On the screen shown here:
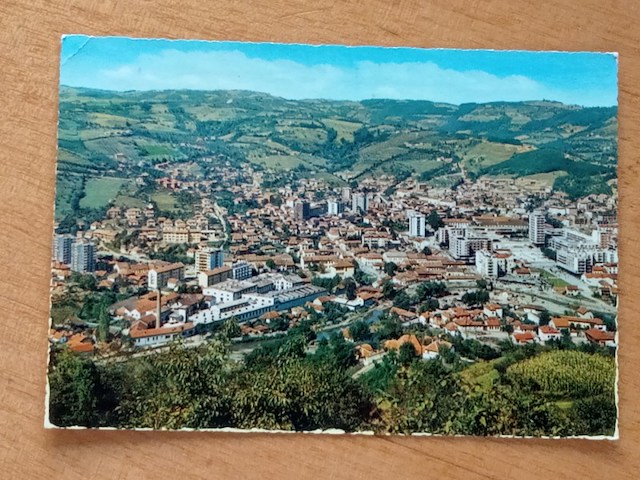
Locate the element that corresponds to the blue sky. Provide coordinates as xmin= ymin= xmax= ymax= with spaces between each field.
xmin=60 ymin=35 xmax=618 ymax=106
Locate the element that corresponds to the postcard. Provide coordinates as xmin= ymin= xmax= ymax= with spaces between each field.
xmin=47 ymin=35 xmax=619 ymax=438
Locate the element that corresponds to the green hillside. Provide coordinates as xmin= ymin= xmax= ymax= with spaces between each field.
xmin=55 ymin=87 xmax=618 ymax=218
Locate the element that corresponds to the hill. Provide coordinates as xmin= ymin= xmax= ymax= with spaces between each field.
xmin=55 ymin=87 xmax=618 ymax=217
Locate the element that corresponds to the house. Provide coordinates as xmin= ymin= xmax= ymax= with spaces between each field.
xmin=522 ymin=304 xmax=545 ymax=324
xmin=511 ymin=331 xmax=537 ymax=345
xmin=66 ymin=332 xmax=95 ymax=353
xmin=550 ymin=316 xmax=606 ymax=332
xmin=383 ymin=334 xmax=424 ymax=356
xmin=485 ymin=317 xmax=501 ymax=331
xmin=554 ymin=285 xmax=580 ymax=297
xmin=421 ymin=339 xmax=453 ymax=360
xmin=576 ymin=306 xmax=594 ymax=319
xmin=390 ymin=307 xmax=418 ymax=323
xmin=585 ymin=328 xmax=616 ymax=347
xmin=333 ymin=259 xmax=356 ymax=278
xmin=538 ymin=325 xmax=562 ymax=342
xmin=483 ymin=303 xmax=503 ymax=319
xmin=129 ymin=321 xmax=195 ymax=348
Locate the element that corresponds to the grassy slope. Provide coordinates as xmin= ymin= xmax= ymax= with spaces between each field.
xmin=79 ymin=177 xmax=129 ymax=209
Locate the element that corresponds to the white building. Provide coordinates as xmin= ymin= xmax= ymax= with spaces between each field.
xmin=528 ymin=211 xmax=546 ymax=245
xmin=148 ymin=263 xmax=185 ymax=289
xmin=195 ymin=247 xmax=224 ymax=273
xmin=351 ymin=192 xmax=369 ymax=213
xmin=70 ymin=240 xmax=96 ymax=273
xmin=203 ymin=280 xmax=257 ymax=303
xmin=450 ymin=232 xmax=491 ymax=263
xmin=408 ymin=212 xmax=426 ymax=237
xmin=475 ymin=250 xmax=498 ymax=278
xmin=231 ymin=260 xmax=252 ymax=280
xmin=53 ymin=234 xmax=74 ymax=264
xmin=327 ymin=199 xmax=345 ymax=216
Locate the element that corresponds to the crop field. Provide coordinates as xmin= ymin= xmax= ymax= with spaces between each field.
xmin=79 ymin=177 xmax=129 ymax=209
xmin=461 ymin=141 xmax=522 ymax=172
xmin=321 ymin=118 xmax=363 ymax=141
xmin=151 ymin=191 xmax=178 ymax=211
xmin=539 ymin=269 xmax=572 ymax=288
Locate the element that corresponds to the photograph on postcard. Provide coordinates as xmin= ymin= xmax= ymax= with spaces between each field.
xmin=48 ymin=36 xmax=618 ymax=437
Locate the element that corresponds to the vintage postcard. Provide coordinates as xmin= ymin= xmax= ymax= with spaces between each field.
xmin=48 ymin=36 xmax=619 ymax=437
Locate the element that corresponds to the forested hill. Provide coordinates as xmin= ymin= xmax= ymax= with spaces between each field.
xmin=56 ymin=86 xmax=617 ymax=217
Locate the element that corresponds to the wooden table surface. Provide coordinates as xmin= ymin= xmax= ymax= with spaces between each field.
xmin=1 ymin=1 xmax=639 ymax=478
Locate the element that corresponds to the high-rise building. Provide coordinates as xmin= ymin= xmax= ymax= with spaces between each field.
xmin=232 ymin=261 xmax=253 ymax=280
xmin=327 ymin=199 xmax=345 ymax=216
xmin=351 ymin=192 xmax=368 ymax=213
xmin=70 ymin=240 xmax=96 ymax=273
xmin=52 ymin=234 xmax=74 ymax=264
xmin=341 ymin=187 xmax=352 ymax=203
xmin=449 ymin=233 xmax=491 ymax=263
xmin=294 ymin=200 xmax=310 ymax=221
xmin=475 ymin=250 xmax=498 ymax=278
xmin=195 ymin=247 xmax=224 ymax=273
xmin=528 ymin=211 xmax=546 ymax=245
xmin=408 ymin=212 xmax=426 ymax=237
xmin=148 ymin=263 xmax=185 ymax=289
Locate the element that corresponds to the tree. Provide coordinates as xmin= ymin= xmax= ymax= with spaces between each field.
xmin=398 ymin=342 xmax=419 ymax=366
xmin=265 ymin=258 xmax=277 ymax=270
xmin=421 ymin=246 xmax=432 ymax=256
xmin=539 ymin=310 xmax=551 ymax=326
xmin=384 ymin=262 xmax=398 ymax=277
xmin=427 ymin=210 xmax=444 ymax=230
xmin=345 ymin=279 xmax=357 ymax=301
xmin=461 ymin=290 xmax=490 ymax=306
xmin=382 ymin=280 xmax=397 ymax=300
xmin=375 ymin=314 xmax=403 ymax=342
xmin=349 ymin=320 xmax=371 ymax=342
xmin=220 ymin=318 xmax=241 ymax=339
xmin=97 ymin=305 xmax=111 ymax=343
xmin=476 ymin=279 xmax=488 ymax=290
xmin=416 ymin=281 xmax=447 ymax=300
xmin=419 ymin=297 xmax=439 ymax=313
xmin=48 ymin=350 xmax=100 ymax=427
xmin=393 ymin=291 xmax=413 ymax=310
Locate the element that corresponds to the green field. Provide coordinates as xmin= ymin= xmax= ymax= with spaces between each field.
xmin=138 ymin=143 xmax=175 ymax=157
xmin=539 ymin=269 xmax=572 ymax=288
xmin=461 ymin=141 xmax=523 ymax=172
xmin=321 ymin=118 xmax=363 ymax=142
xmin=58 ymin=149 xmax=90 ymax=166
xmin=250 ymin=154 xmax=327 ymax=170
xmin=460 ymin=360 xmax=500 ymax=390
xmin=151 ymin=191 xmax=178 ymax=211
xmin=113 ymin=195 xmax=147 ymax=209
xmin=79 ymin=177 xmax=129 ymax=209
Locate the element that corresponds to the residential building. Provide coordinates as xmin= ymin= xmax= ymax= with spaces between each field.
xmin=294 ymin=200 xmax=310 ymax=221
xmin=351 ymin=192 xmax=368 ymax=213
xmin=408 ymin=212 xmax=426 ymax=237
xmin=197 ymin=266 xmax=232 ymax=288
xmin=70 ymin=240 xmax=96 ymax=273
xmin=195 ymin=247 xmax=224 ymax=273
xmin=148 ymin=263 xmax=185 ymax=289
xmin=231 ymin=261 xmax=252 ymax=280
xmin=327 ymin=199 xmax=345 ymax=216
xmin=528 ymin=210 xmax=546 ymax=245
xmin=52 ymin=234 xmax=74 ymax=264
xmin=450 ymin=233 xmax=491 ymax=263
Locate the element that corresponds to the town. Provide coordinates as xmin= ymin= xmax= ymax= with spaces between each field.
xmin=49 ymin=159 xmax=618 ymax=364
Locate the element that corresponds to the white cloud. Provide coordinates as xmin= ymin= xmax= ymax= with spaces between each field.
xmin=77 ymin=49 xmax=599 ymax=105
